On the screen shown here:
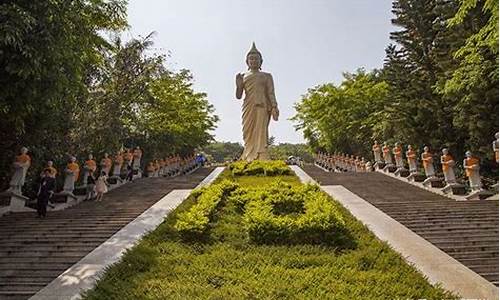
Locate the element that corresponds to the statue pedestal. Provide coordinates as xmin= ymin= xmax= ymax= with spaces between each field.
xmin=441 ymin=183 xmax=466 ymax=195
xmin=382 ymin=164 xmax=397 ymax=173
xmin=465 ymin=189 xmax=495 ymax=200
xmin=0 ymin=191 xmax=34 ymax=213
xmin=375 ymin=162 xmax=385 ymax=170
xmin=423 ymin=177 xmax=445 ymax=188
xmin=394 ymin=168 xmax=410 ymax=177
xmin=407 ymin=173 xmax=426 ymax=182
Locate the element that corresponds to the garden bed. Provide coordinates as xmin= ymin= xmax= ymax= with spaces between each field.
xmin=83 ymin=167 xmax=455 ymax=299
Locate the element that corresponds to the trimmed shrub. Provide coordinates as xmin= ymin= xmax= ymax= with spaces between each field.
xmin=174 ymin=180 xmax=238 ymax=237
xmin=229 ymin=160 xmax=292 ymax=176
xmin=240 ymin=181 xmax=345 ymax=244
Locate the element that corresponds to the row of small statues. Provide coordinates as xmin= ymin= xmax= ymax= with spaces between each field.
xmin=145 ymin=154 xmax=205 ymax=178
xmin=315 ymin=153 xmax=373 ymax=173
xmin=371 ymin=139 xmax=498 ymax=192
xmin=5 ymin=146 xmax=197 ymax=197
xmin=316 ymin=133 xmax=499 ymax=197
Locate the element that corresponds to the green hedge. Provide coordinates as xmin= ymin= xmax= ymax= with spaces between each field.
xmin=174 ymin=180 xmax=238 ymax=237
xmin=229 ymin=160 xmax=292 ymax=176
xmin=234 ymin=181 xmax=345 ymax=244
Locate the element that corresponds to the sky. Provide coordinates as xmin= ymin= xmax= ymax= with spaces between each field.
xmin=125 ymin=0 xmax=395 ymax=144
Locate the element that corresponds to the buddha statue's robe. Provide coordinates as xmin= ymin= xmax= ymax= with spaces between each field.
xmin=240 ymin=71 xmax=277 ymax=161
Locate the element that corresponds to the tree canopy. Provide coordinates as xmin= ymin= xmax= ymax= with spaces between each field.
xmin=293 ymin=0 xmax=498 ymax=176
xmin=0 ymin=1 xmax=218 ymax=190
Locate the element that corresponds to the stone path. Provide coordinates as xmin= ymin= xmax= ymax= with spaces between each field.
xmin=302 ymin=165 xmax=499 ymax=286
xmin=0 ymin=168 xmax=213 ymax=300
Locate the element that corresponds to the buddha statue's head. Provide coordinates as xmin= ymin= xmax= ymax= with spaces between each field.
xmin=246 ymin=42 xmax=263 ymax=70
xmin=465 ymin=151 xmax=472 ymax=158
xmin=20 ymin=147 xmax=28 ymax=154
xmin=423 ymin=146 xmax=429 ymax=152
xmin=47 ymin=160 xmax=53 ymax=167
xmin=408 ymin=145 xmax=413 ymax=150
xmin=442 ymin=148 xmax=449 ymax=155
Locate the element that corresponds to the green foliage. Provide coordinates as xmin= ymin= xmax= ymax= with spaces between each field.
xmin=239 ymin=181 xmax=345 ymax=245
xmin=268 ymin=143 xmax=314 ymax=162
xmin=292 ymin=0 xmax=498 ymax=178
xmin=229 ymin=160 xmax=292 ymax=176
xmin=0 ymin=2 xmax=218 ymax=190
xmin=83 ymin=171 xmax=456 ymax=300
xmin=292 ymin=70 xmax=389 ymax=158
xmin=202 ymin=141 xmax=243 ymax=163
xmin=174 ymin=180 xmax=238 ymax=237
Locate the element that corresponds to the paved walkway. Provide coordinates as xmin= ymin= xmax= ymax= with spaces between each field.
xmin=0 ymin=168 xmax=213 ymax=300
xmin=302 ymin=165 xmax=499 ymax=286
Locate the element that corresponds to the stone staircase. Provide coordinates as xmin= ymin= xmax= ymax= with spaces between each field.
xmin=302 ymin=165 xmax=499 ymax=286
xmin=0 ymin=167 xmax=213 ymax=300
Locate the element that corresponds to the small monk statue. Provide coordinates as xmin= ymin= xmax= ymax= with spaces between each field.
xmin=493 ymin=132 xmax=499 ymax=164
xmin=42 ymin=160 xmax=58 ymax=178
xmin=132 ymin=146 xmax=142 ymax=171
xmin=159 ymin=158 xmax=166 ymax=176
xmin=372 ymin=141 xmax=382 ymax=163
xmin=101 ymin=153 xmax=112 ymax=176
xmin=8 ymin=147 xmax=31 ymax=194
xmin=83 ymin=154 xmax=97 ymax=186
xmin=393 ymin=142 xmax=404 ymax=169
xmin=421 ymin=146 xmax=435 ymax=178
xmin=463 ymin=151 xmax=482 ymax=191
xmin=113 ymin=151 xmax=124 ymax=177
xmin=63 ymin=156 xmax=80 ymax=194
xmin=440 ymin=148 xmax=457 ymax=185
xmin=406 ymin=145 xmax=418 ymax=174
xmin=146 ymin=162 xmax=155 ymax=177
xmin=382 ymin=142 xmax=394 ymax=166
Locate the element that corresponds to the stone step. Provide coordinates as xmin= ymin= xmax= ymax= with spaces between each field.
xmin=0 ymin=282 xmax=46 ymax=292
xmin=0 ymin=249 xmax=94 ymax=258
xmin=406 ymin=224 xmax=498 ymax=232
xmin=0 ymin=269 xmax=63 ymax=278
xmin=0 ymin=291 xmax=36 ymax=300
xmin=396 ymin=216 xmax=499 ymax=224
xmin=2 ymin=225 xmax=125 ymax=234
xmin=438 ymin=243 xmax=498 ymax=253
xmin=0 ymin=235 xmax=112 ymax=242
xmin=0 ymin=238 xmax=107 ymax=246
xmin=0 ymin=256 xmax=80 ymax=264
xmin=0 ymin=244 xmax=100 ymax=253
xmin=0 ymin=262 xmax=73 ymax=271
xmin=449 ymin=250 xmax=498 ymax=260
xmin=427 ymin=237 xmax=498 ymax=247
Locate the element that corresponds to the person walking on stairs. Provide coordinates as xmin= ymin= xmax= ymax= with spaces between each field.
xmin=95 ymin=171 xmax=109 ymax=202
xmin=37 ymin=168 xmax=56 ymax=218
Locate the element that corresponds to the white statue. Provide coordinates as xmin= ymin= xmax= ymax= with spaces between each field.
xmin=372 ymin=141 xmax=382 ymax=163
xmin=463 ymin=151 xmax=482 ymax=191
xmin=406 ymin=145 xmax=418 ymax=174
xmin=393 ymin=142 xmax=404 ymax=169
xmin=8 ymin=147 xmax=31 ymax=195
xmin=382 ymin=142 xmax=394 ymax=166
xmin=421 ymin=146 xmax=435 ymax=178
xmin=63 ymin=156 xmax=80 ymax=194
xmin=440 ymin=148 xmax=456 ymax=185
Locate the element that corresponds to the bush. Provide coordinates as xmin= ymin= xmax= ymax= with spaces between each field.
xmin=174 ymin=180 xmax=238 ymax=237
xmin=228 ymin=160 xmax=292 ymax=176
xmin=240 ymin=181 xmax=345 ymax=244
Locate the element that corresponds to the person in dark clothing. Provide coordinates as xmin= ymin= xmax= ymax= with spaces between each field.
xmin=126 ymin=163 xmax=134 ymax=182
xmin=37 ymin=168 xmax=56 ymax=218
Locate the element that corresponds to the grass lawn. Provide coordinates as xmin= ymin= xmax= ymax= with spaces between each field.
xmin=83 ymin=169 xmax=456 ymax=299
